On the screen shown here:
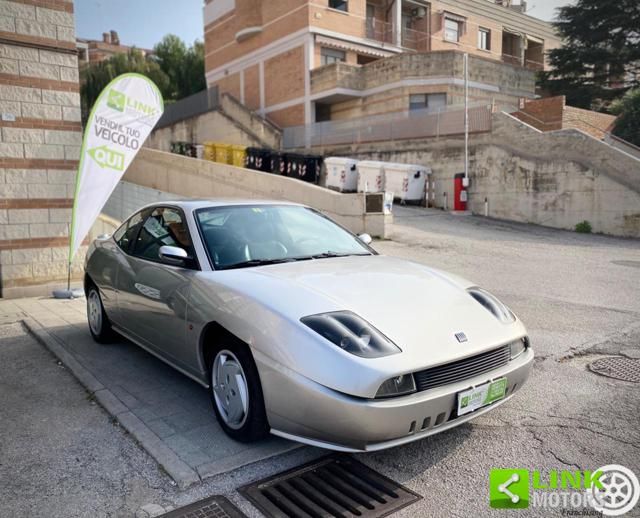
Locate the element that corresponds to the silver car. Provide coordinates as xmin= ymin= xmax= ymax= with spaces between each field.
xmin=84 ymin=200 xmax=533 ymax=452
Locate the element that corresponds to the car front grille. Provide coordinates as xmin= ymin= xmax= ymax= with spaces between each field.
xmin=413 ymin=344 xmax=511 ymax=392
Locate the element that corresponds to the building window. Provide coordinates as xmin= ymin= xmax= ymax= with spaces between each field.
xmin=329 ymin=0 xmax=348 ymax=12
xmin=444 ymin=18 xmax=461 ymax=42
xmin=478 ymin=28 xmax=491 ymax=50
xmin=409 ymin=93 xmax=447 ymax=111
xmin=321 ymin=47 xmax=346 ymax=66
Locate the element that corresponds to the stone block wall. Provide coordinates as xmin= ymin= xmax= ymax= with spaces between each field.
xmin=0 ymin=0 xmax=82 ymax=298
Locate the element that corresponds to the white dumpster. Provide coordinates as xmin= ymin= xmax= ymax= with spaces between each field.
xmin=356 ymin=160 xmax=386 ymax=193
xmin=324 ymin=157 xmax=359 ymax=192
xmin=383 ymin=163 xmax=431 ymax=203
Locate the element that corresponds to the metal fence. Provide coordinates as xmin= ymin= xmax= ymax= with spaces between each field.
xmin=156 ymin=86 xmax=219 ymax=129
xmin=283 ymin=103 xmax=493 ymax=149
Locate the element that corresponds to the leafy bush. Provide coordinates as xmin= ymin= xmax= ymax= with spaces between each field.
xmin=575 ymin=221 xmax=592 ymax=234
xmin=612 ymin=89 xmax=640 ymax=147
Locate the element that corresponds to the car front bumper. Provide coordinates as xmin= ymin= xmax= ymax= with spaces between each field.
xmin=259 ymin=348 xmax=534 ymax=452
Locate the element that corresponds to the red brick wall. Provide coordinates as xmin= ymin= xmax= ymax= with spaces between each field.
xmin=513 ymin=96 xmax=565 ymax=131
xmin=513 ymin=96 xmax=618 ymax=140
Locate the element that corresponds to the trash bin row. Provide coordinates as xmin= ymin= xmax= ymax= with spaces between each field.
xmin=245 ymin=148 xmax=323 ymax=184
xmin=170 ymin=142 xmax=203 ymax=159
xmin=324 ymin=157 xmax=432 ymax=203
xmin=203 ymin=142 xmax=247 ymax=167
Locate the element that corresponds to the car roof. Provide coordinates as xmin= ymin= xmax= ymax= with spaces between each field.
xmin=141 ymin=199 xmax=305 ymax=212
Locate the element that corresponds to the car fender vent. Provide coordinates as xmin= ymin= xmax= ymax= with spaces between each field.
xmin=240 ymin=455 xmax=421 ymax=517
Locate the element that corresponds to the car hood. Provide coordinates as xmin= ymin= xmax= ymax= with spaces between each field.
xmin=205 ymin=255 xmax=526 ymax=370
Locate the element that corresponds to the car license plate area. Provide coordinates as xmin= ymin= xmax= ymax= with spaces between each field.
xmin=457 ymin=378 xmax=507 ymax=416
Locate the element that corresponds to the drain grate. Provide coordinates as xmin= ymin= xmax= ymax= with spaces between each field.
xmin=160 ymin=495 xmax=246 ymax=518
xmin=589 ymin=357 xmax=640 ymax=383
xmin=240 ymin=455 xmax=421 ymax=518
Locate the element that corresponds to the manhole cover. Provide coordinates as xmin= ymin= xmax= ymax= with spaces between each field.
xmin=240 ymin=455 xmax=421 ymax=518
xmin=589 ymin=357 xmax=640 ymax=382
xmin=160 ymin=495 xmax=246 ymax=518
xmin=612 ymin=260 xmax=640 ymax=269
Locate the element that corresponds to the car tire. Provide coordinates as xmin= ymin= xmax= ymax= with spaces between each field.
xmin=86 ymin=283 xmax=115 ymax=344
xmin=209 ymin=344 xmax=269 ymax=442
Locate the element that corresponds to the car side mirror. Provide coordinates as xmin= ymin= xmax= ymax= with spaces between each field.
xmin=358 ymin=233 xmax=373 ymax=245
xmin=159 ymin=245 xmax=191 ymax=266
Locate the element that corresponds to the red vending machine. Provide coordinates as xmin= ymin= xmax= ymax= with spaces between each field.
xmin=454 ymin=173 xmax=468 ymax=211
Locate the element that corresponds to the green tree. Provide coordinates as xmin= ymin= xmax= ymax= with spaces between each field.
xmin=80 ymin=49 xmax=169 ymax=120
xmin=539 ymin=0 xmax=640 ymax=110
xmin=153 ymin=35 xmax=205 ymax=100
xmin=611 ymin=89 xmax=640 ymax=147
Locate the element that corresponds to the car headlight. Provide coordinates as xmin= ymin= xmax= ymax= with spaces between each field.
xmin=510 ymin=337 xmax=529 ymax=359
xmin=301 ymin=311 xmax=401 ymax=358
xmin=375 ymin=374 xmax=416 ymax=398
xmin=468 ymin=287 xmax=515 ymax=324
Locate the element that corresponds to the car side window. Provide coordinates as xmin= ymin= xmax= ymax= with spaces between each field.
xmin=132 ymin=207 xmax=195 ymax=265
xmin=115 ymin=210 xmax=146 ymax=253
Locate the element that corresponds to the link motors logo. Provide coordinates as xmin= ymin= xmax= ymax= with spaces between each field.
xmin=107 ymin=88 xmax=159 ymax=118
xmin=490 ymin=465 xmax=639 ymax=516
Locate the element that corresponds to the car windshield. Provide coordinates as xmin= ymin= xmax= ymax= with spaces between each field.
xmin=195 ymin=205 xmax=372 ymax=270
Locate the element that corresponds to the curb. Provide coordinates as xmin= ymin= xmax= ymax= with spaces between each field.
xmin=23 ymin=318 xmax=201 ymax=489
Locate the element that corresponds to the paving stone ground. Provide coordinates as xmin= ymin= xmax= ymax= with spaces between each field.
xmin=0 ymin=296 xmax=301 ymax=488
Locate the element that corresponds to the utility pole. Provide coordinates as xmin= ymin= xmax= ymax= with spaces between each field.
xmin=464 ymin=52 xmax=469 ymax=188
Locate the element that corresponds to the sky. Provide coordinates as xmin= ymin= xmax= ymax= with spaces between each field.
xmin=523 ymin=0 xmax=569 ymax=22
xmin=75 ymin=0 xmax=204 ymax=49
xmin=75 ymin=0 xmax=569 ymax=51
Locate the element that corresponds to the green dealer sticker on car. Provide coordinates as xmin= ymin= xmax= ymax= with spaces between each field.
xmin=457 ymin=377 xmax=507 ymax=416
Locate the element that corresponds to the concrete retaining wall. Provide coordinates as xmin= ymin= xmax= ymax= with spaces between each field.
xmin=312 ymin=112 xmax=640 ymax=238
xmin=123 ymin=148 xmax=390 ymax=237
xmin=146 ymin=93 xmax=281 ymax=153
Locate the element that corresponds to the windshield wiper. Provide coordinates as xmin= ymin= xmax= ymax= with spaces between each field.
xmin=310 ymin=251 xmax=371 ymax=259
xmin=221 ymin=258 xmax=297 ymax=270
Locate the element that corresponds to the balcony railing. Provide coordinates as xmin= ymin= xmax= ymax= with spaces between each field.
xmin=366 ymin=19 xmax=393 ymax=45
xmin=283 ymin=103 xmax=492 ymax=149
xmin=402 ymin=27 xmax=430 ymax=52
xmin=365 ymin=18 xmax=429 ymax=51
xmin=502 ymin=53 xmax=544 ymax=71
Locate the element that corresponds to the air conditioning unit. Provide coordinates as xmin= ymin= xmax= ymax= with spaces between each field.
xmin=412 ymin=6 xmax=427 ymax=19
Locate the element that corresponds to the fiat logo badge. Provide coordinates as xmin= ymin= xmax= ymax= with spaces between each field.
xmin=455 ymin=332 xmax=468 ymax=343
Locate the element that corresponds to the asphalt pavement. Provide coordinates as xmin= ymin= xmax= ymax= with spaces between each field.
xmin=1 ymin=207 xmax=638 ymax=517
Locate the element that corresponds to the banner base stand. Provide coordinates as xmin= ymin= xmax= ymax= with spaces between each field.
xmin=52 ymin=288 xmax=84 ymax=299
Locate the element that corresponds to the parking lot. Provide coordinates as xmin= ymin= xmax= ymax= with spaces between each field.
xmin=1 ymin=207 xmax=639 ymax=517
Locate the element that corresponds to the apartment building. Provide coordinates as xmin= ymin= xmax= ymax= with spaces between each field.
xmin=76 ymin=30 xmax=153 ymax=67
xmin=204 ymin=0 xmax=561 ymax=127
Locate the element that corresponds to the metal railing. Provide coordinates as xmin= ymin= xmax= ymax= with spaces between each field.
xmin=501 ymin=54 xmax=544 ymax=71
xmin=283 ymin=103 xmax=492 ymax=149
xmin=366 ymin=19 xmax=393 ymax=45
xmin=156 ymin=87 xmax=219 ymax=129
xmin=365 ymin=18 xmax=429 ymax=51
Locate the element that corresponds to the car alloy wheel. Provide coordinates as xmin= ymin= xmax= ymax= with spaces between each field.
xmin=87 ymin=289 xmax=103 ymax=336
xmin=212 ymin=350 xmax=250 ymax=430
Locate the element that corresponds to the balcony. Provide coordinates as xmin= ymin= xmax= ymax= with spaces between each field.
xmin=501 ymin=54 xmax=544 ymax=72
xmin=310 ymin=62 xmax=364 ymax=97
xmin=366 ymin=18 xmax=393 ymax=45
xmin=365 ymin=18 xmax=429 ymax=51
